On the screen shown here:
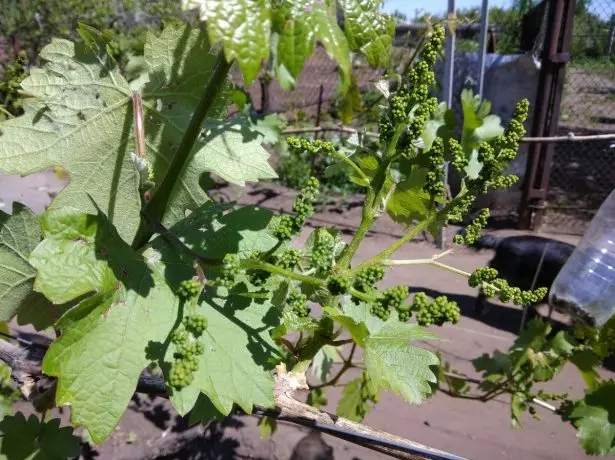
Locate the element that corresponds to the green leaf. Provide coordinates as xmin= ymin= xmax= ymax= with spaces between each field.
xmin=166 ymin=287 xmax=278 ymax=416
xmin=336 ymin=377 xmax=369 ymax=422
xmin=187 ymin=0 xmax=272 ymax=84
xmin=421 ymin=102 xmax=456 ymax=152
xmin=570 ymin=381 xmax=615 ymax=455
xmin=364 ymin=320 xmax=439 ymax=404
xmin=311 ymin=345 xmax=341 ymax=383
xmin=273 ymin=0 xmax=317 ymax=86
xmin=339 ymin=0 xmax=395 ymax=68
xmin=511 ymin=392 xmax=527 ymax=428
xmin=258 ymin=416 xmax=278 ymax=439
xmin=30 ymin=208 xmax=191 ymax=443
xmin=167 ymin=202 xmax=279 ymax=261
xmin=251 ymin=113 xmax=285 ymax=145
xmin=188 ymin=394 xmax=225 ymax=426
xmin=0 ymin=25 xmax=229 ymax=242
xmin=0 ymin=202 xmax=53 ymax=326
xmin=307 ymin=387 xmax=328 ymax=409
xmin=324 ymin=305 xmax=370 ymax=346
xmin=311 ymin=6 xmax=351 ymax=93
xmin=570 ymin=350 xmax=602 ymax=390
xmin=0 ymin=412 xmax=80 ymax=460
xmin=459 ymin=88 xmax=504 ymax=178
xmin=197 ymin=120 xmax=277 ymax=186
xmin=386 ymin=169 xmax=431 ymax=226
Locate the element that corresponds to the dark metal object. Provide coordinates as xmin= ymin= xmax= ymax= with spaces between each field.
xmin=518 ymin=0 xmax=577 ymax=230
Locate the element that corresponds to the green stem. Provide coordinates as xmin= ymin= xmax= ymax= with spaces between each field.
xmin=241 ymin=260 xmax=325 ymax=286
xmin=348 ymin=288 xmax=377 ymax=303
xmin=351 ymin=193 xmax=466 ymax=274
xmin=132 ymin=51 xmax=232 ymax=249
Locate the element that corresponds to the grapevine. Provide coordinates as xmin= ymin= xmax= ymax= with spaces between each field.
xmin=0 ymin=5 xmax=609 ymax=458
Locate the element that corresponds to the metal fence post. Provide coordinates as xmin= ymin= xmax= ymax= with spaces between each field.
xmin=437 ymin=0 xmax=456 ymax=249
xmin=478 ymin=0 xmax=490 ymax=99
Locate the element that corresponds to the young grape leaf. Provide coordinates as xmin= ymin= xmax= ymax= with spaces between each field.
xmin=364 ymin=320 xmax=439 ymax=404
xmin=569 ymin=381 xmax=615 ymax=455
xmin=0 ymin=412 xmax=80 ymax=460
xmin=459 ymin=89 xmax=504 ymax=179
xmin=30 ymin=208 xmax=192 ymax=443
xmin=0 ymin=202 xmax=53 ymax=324
xmin=166 ymin=288 xmax=278 ymax=416
xmin=271 ymin=309 xmax=319 ymax=340
xmin=311 ymin=344 xmax=341 ymax=383
xmin=310 ymin=6 xmax=352 ymax=93
xmin=258 ymin=416 xmax=278 ymax=440
xmin=272 ymin=0 xmax=318 ymax=87
xmin=323 ymin=305 xmax=370 ymax=346
xmin=186 ymin=0 xmax=272 ymax=85
xmin=338 ymin=0 xmax=395 ymax=68
xmin=196 ymin=120 xmax=277 ymax=186
xmin=336 ymin=376 xmax=372 ymax=422
xmin=421 ymin=102 xmax=456 ymax=152
xmin=510 ymin=392 xmax=527 ymax=428
xmin=307 ymin=387 xmax=328 ymax=409
xmin=386 ymin=170 xmax=431 ymax=226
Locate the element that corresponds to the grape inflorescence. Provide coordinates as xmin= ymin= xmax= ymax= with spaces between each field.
xmin=169 ymin=314 xmax=208 ymax=390
xmin=310 ymin=229 xmax=335 ymax=273
xmin=274 ymin=176 xmax=320 ymax=241
xmin=177 ymin=279 xmax=201 ymax=300
xmin=412 ymin=293 xmax=461 ymax=326
xmin=468 ymin=267 xmax=548 ymax=306
xmin=288 ymin=288 xmax=310 ymax=317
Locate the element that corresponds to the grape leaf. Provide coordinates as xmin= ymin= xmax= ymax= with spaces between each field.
xmin=459 ymin=89 xmax=504 ymax=179
xmin=0 ymin=202 xmax=53 ymax=324
xmin=188 ymin=393 xmax=225 ymax=426
xmin=339 ymin=0 xmax=395 ymax=68
xmin=166 ymin=287 xmax=278 ymax=416
xmin=30 ymin=208 xmax=192 ymax=443
xmin=364 ymin=321 xmax=439 ymax=404
xmin=336 ymin=376 xmax=371 ymax=422
xmin=386 ymin=172 xmax=431 ymax=226
xmin=326 ymin=302 xmax=438 ymax=404
xmin=307 ymin=387 xmax=328 ymax=409
xmin=166 ymin=202 xmax=278 ymax=260
xmin=510 ymin=392 xmax=527 ymax=428
xmin=258 ymin=416 xmax=278 ymax=439
xmin=311 ymin=345 xmax=341 ymax=383
xmin=185 ymin=0 xmax=272 ymax=84
xmin=324 ymin=308 xmax=370 ymax=347
xmin=273 ymin=0 xmax=318 ymax=86
xmin=570 ymin=349 xmax=601 ymax=390
xmin=0 ymin=412 xmax=80 ymax=460
xmin=421 ymin=102 xmax=456 ymax=152
xmin=570 ymin=381 xmax=615 ymax=456
xmin=0 ymin=25 xmax=234 ymax=242
xmin=311 ymin=6 xmax=351 ymax=92
xmin=197 ymin=120 xmax=277 ymax=186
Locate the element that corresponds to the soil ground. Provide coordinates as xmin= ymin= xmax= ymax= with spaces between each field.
xmin=1 ymin=171 xmax=609 ymax=460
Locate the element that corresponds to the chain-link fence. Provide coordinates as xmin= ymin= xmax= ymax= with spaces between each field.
xmin=544 ymin=0 xmax=615 ymax=234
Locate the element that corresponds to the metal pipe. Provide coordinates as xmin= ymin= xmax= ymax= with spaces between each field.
xmin=437 ymin=0 xmax=456 ymax=249
xmin=477 ymin=0 xmax=489 ymax=99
